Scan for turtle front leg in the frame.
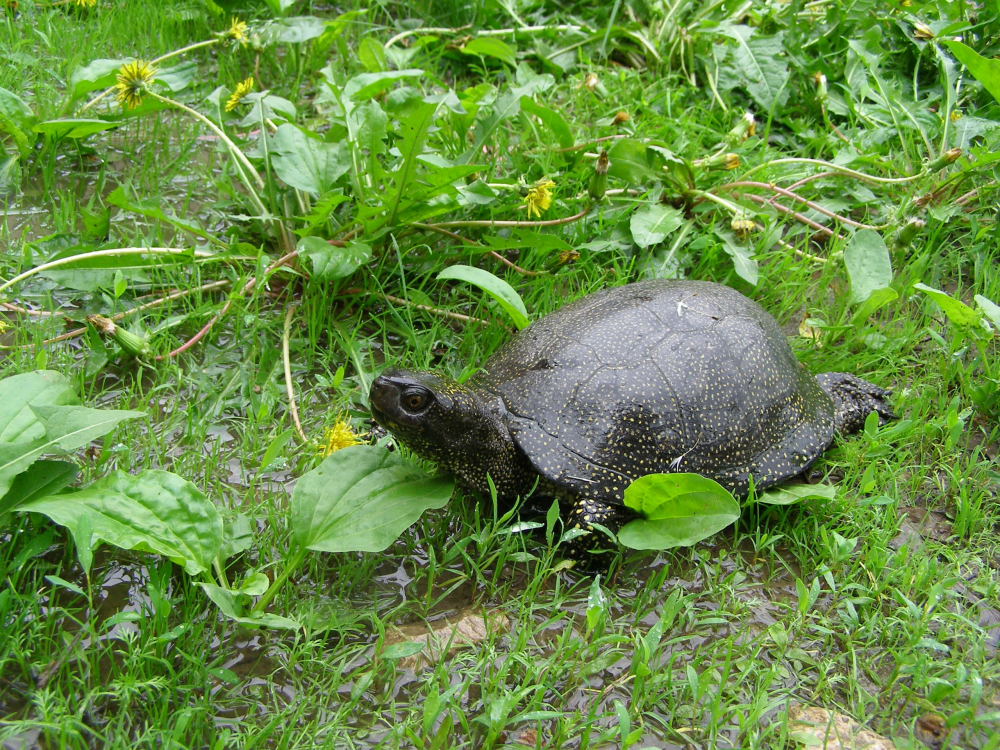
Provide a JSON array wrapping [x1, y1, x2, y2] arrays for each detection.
[[816, 372, 897, 435], [561, 496, 638, 571]]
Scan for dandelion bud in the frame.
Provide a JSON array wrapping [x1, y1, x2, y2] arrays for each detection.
[[697, 152, 740, 171], [588, 150, 609, 200], [813, 72, 828, 102], [727, 111, 755, 145], [926, 148, 961, 171], [87, 315, 151, 357], [913, 22, 934, 40], [893, 218, 925, 248]]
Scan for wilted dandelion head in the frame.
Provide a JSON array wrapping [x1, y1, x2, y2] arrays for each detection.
[[225, 77, 254, 112], [115, 60, 156, 110], [319, 417, 361, 457], [523, 179, 555, 219]]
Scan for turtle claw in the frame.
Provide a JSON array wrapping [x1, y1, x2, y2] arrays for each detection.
[[816, 372, 897, 435]]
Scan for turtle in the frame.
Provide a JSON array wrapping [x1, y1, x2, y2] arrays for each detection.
[[368, 279, 895, 563]]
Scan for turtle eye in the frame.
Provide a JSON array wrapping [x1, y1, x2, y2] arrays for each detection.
[[401, 387, 432, 413]]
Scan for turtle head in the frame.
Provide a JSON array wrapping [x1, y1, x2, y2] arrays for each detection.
[[369, 367, 533, 498]]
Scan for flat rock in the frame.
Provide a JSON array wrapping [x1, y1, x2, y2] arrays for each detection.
[[788, 705, 896, 750]]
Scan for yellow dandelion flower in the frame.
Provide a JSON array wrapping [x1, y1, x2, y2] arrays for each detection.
[[225, 77, 254, 112], [318, 417, 362, 457], [523, 179, 555, 219], [73, 0, 97, 7], [115, 60, 157, 110], [950, 109, 962, 122], [226, 17, 248, 44]]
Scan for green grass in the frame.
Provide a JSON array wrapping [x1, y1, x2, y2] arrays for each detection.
[[2, 0, 1000, 748]]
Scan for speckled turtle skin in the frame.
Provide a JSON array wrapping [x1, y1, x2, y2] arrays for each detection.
[[369, 280, 895, 566]]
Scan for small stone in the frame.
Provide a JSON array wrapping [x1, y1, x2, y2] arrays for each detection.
[[788, 704, 896, 750]]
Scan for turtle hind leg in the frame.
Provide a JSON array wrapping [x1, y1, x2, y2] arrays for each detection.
[[816, 372, 897, 435], [561, 497, 637, 572]]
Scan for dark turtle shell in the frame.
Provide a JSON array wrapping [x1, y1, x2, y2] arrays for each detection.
[[472, 279, 834, 506]]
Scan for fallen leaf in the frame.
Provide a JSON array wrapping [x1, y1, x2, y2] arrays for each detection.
[[914, 713, 946, 750], [788, 705, 896, 750], [517, 727, 539, 746], [386, 609, 509, 670]]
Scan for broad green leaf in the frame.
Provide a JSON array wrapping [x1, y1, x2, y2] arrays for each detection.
[[220, 511, 254, 560], [31, 404, 144, 452], [358, 37, 388, 72], [519, 97, 573, 149], [715, 27, 789, 110], [155, 62, 198, 92], [0, 87, 37, 157], [845, 229, 893, 305], [756, 482, 837, 506], [38, 246, 193, 292], [461, 37, 517, 67], [618, 473, 740, 551], [21, 470, 222, 576], [944, 42, 1000, 104], [0, 371, 79, 444], [914, 283, 981, 327], [198, 583, 303, 630], [344, 69, 424, 102], [270, 124, 351, 195], [290, 445, 454, 553], [0, 460, 78, 522], [437, 265, 530, 329], [975, 295, 1000, 329], [106, 186, 212, 243], [297, 237, 372, 280], [630, 203, 683, 248], [239, 571, 270, 596], [268, 15, 327, 43], [34, 119, 120, 140], [69, 58, 125, 99], [851, 287, 898, 325], [606, 138, 661, 184]]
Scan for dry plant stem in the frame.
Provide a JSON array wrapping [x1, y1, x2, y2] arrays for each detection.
[[719, 182, 880, 230], [80, 39, 220, 112], [412, 223, 542, 276], [160, 250, 300, 359], [282, 304, 308, 445], [429, 206, 590, 229], [1, 303, 58, 318], [10, 280, 233, 350], [341, 288, 491, 326], [743, 194, 842, 241]]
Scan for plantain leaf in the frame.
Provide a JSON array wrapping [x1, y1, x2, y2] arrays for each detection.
[[290, 445, 454, 553], [437, 265, 530, 329]]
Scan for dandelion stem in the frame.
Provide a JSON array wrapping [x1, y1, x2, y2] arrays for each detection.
[[0, 248, 202, 295], [739, 158, 922, 185], [282, 304, 309, 445], [79, 39, 220, 112]]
